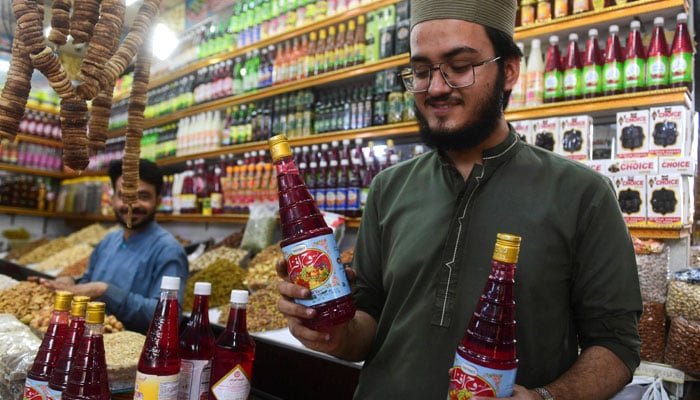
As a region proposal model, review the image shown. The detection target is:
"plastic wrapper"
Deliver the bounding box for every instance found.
[639,302,666,363]
[0,314,42,400]
[664,317,700,378]
[634,240,669,304]
[665,268,700,321]
[240,202,278,253]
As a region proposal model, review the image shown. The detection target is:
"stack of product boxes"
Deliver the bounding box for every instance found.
[512,105,696,229]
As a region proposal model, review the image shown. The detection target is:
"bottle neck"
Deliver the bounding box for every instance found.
[84,323,104,337]
[191,294,211,325]
[226,303,248,333]
[274,155,299,176]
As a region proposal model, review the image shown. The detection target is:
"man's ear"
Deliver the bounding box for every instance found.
[503,56,521,92]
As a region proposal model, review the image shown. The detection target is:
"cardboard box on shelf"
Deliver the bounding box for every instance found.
[646,174,687,228]
[649,105,690,157]
[558,115,592,160]
[532,117,559,152]
[614,175,647,227]
[616,110,650,158]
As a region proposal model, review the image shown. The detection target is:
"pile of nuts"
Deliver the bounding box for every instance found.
[639,302,666,363]
[664,317,700,377]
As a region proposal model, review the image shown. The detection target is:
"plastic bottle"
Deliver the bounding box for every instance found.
[134,276,181,400]
[669,13,693,89]
[543,35,563,103]
[210,290,256,400]
[646,17,670,90]
[603,24,624,96]
[268,134,356,329]
[525,39,544,107]
[47,295,91,400]
[623,20,646,93]
[24,291,73,400]
[448,233,521,399]
[563,33,583,101]
[179,282,216,400]
[510,42,527,108]
[62,302,110,400]
[582,28,603,98]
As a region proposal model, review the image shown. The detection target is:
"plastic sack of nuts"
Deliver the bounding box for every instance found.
[633,237,669,304]
[240,202,278,254]
[664,317,700,378]
[665,268,700,321]
[638,302,666,363]
[0,314,42,400]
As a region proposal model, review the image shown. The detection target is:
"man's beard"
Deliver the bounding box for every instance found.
[115,206,156,230]
[415,71,506,152]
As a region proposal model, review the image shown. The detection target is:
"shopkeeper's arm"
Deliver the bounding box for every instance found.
[38,276,109,298]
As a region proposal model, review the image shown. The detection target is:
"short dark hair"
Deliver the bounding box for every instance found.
[108,158,164,196]
[485,26,523,111]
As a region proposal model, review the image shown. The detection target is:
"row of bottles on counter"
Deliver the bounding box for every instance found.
[18,110,62,139]
[0,141,63,171]
[512,13,693,108]
[518,0,637,27]
[0,174,57,211]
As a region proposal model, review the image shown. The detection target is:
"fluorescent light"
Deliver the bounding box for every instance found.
[152,23,179,61]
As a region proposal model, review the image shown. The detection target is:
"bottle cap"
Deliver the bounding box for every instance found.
[194,282,212,296]
[161,276,181,290]
[548,35,558,45]
[677,13,687,22]
[268,134,293,161]
[71,295,91,317]
[492,233,522,264]
[588,28,598,37]
[630,20,640,29]
[569,33,578,41]
[654,17,664,26]
[530,38,540,48]
[609,24,619,34]
[54,291,74,312]
[230,289,249,304]
[85,301,106,325]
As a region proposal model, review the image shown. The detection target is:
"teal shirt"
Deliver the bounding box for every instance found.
[352,131,642,399]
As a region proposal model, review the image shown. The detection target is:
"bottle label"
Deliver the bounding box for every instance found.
[210,365,251,400]
[582,64,602,94]
[525,71,544,106]
[563,68,582,97]
[24,378,50,400]
[646,55,669,87]
[281,233,352,307]
[448,354,517,399]
[45,387,61,400]
[179,194,197,210]
[325,188,337,211]
[134,371,180,400]
[359,187,370,210]
[210,193,223,210]
[178,359,212,400]
[347,187,360,211]
[314,188,326,210]
[335,187,347,211]
[623,58,645,90]
[603,61,623,91]
[543,70,562,100]
[670,52,692,84]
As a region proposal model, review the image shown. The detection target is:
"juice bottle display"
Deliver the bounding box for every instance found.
[324,25,337,73]
[268,134,356,329]
[336,158,350,214]
[24,291,73,400]
[354,15,367,66]
[646,17,670,90]
[623,20,646,93]
[582,28,603,98]
[519,0,535,27]
[344,18,357,67]
[543,35,562,103]
[535,0,552,24]
[563,33,583,101]
[669,13,693,89]
[62,302,110,400]
[553,0,569,18]
[509,42,527,108]
[210,290,256,400]
[179,282,216,400]
[572,0,590,13]
[325,159,339,211]
[134,276,181,400]
[448,234,521,399]
[591,0,613,10]
[47,295,90,400]
[602,24,624,96]
[525,39,544,107]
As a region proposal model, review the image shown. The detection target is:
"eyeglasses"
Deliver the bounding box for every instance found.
[400,56,502,93]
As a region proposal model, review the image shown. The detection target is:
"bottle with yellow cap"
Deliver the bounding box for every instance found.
[24,290,73,400]
[63,301,111,400]
[448,233,522,399]
[268,134,356,330]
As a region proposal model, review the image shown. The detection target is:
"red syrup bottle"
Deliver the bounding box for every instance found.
[47,295,90,399]
[178,282,216,400]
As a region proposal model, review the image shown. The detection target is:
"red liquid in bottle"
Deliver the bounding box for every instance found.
[670,12,693,89]
[543,35,563,103]
[47,296,90,399]
[63,302,110,400]
[603,24,624,96]
[25,291,73,400]
[582,28,604,98]
[647,17,670,90]
[563,33,583,101]
[179,282,216,400]
[269,134,356,330]
[210,290,255,400]
[623,20,647,93]
[449,234,520,399]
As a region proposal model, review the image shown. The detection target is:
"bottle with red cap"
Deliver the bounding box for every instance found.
[623,20,646,93]
[543,35,563,103]
[670,13,693,89]
[582,28,603,98]
[603,24,624,96]
[563,33,583,101]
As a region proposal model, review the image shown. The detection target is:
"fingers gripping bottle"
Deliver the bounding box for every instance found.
[448,234,521,399]
[268,134,356,330]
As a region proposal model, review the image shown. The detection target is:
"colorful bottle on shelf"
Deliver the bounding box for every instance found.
[563,33,583,101]
[62,302,110,400]
[623,20,646,93]
[210,290,256,400]
[543,35,562,103]
[510,42,527,108]
[525,39,544,107]
[582,28,603,98]
[179,282,216,400]
[448,233,521,399]
[646,17,670,90]
[603,24,624,96]
[268,134,356,329]
[134,276,181,400]
[24,291,73,400]
[47,295,90,400]
[670,13,693,89]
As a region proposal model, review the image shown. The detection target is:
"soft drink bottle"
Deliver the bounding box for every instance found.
[525,39,544,107]
[509,42,527,108]
[543,35,563,103]
[582,28,603,98]
[25,290,73,400]
[210,290,256,400]
[670,13,693,89]
[623,20,646,93]
[563,33,583,101]
[448,234,521,399]
[63,302,110,400]
[47,295,91,400]
[602,24,624,96]
[268,134,356,329]
[178,282,216,400]
[134,276,182,400]
[646,17,670,90]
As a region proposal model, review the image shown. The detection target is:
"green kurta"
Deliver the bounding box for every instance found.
[352,130,642,399]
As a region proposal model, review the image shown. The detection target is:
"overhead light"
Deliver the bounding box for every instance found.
[0,60,10,72]
[44,26,51,38]
[152,23,179,61]
[125,0,140,5]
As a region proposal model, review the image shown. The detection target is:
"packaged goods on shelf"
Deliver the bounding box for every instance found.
[0,314,42,400]
[558,115,592,160]
[634,239,670,304]
[617,110,650,159]
[615,175,647,228]
[646,174,689,228]
[532,117,559,151]
[665,269,700,321]
[649,105,691,157]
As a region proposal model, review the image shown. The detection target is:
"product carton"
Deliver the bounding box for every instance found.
[558,115,592,160]
[648,105,690,157]
[512,119,533,144]
[658,156,696,175]
[584,159,610,174]
[532,117,559,152]
[616,110,649,158]
[605,158,658,177]
[646,174,686,228]
[614,175,647,227]
[591,124,616,160]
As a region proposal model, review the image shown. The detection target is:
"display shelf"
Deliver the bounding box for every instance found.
[629,226,691,240]
[25,102,59,115]
[15,134,62,148]
[0,205,114,221]
[0,163,64,178]
[155,213,250,224]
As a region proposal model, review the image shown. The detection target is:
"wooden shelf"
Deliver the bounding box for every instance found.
[15,134,62,148]
[0,205,114,221]
[629,225,691,239]
[0,163,64,178]
[25,102,59,115]
[155,213,250,224]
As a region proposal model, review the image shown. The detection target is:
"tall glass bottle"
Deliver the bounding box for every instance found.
[179,282,216,400]
[669,13,693,89]
[646,17,669,90]
[448,233,521,399]
[134,276,181,400]
[563,33,583,101]
[602,24,624,96]
[623,20,646,93]
[62,302,110,400]
[47,295,91,400]
[210,290,256,400]
[268,134,356,329]
[582,28,603,98]
[543,35,562,103]
[509,42,527,108]
[525,39,544,106]
[25,291,73,400]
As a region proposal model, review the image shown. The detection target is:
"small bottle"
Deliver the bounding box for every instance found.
[268,134,356,329]
[62,302,111,400]
[623,20,646,93]
[25,291,73,400]
[582,28,604,98]
[134,276,181,400]
[602,24,624,96]
[646,17,670,90]
[525,39,544,107]
[448,234,521,399]
[178,282,216,400]
[669,13,693,89]
[210,290,256,400]
[563,33,583,101]
[47,295,91,400]
[535,0,552,24]
[543,35,563,103]
[509,42,527,108]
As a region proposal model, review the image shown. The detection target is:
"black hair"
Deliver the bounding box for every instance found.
[108,158,164,196]
[484,26,523,111]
